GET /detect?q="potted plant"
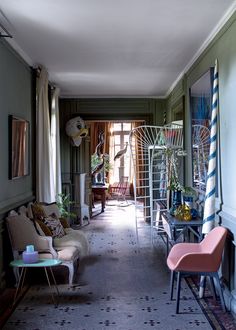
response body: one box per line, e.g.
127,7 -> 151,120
56,193 -> 77,221
165,147 -> 184,215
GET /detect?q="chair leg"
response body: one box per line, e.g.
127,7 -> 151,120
176,272 -> 181,314
213,273 -> 226,312
170,271 -> 175,300
199,275 -> 206,298
208,276 -> 216,301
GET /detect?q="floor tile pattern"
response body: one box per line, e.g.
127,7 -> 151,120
3,203 -> 235,329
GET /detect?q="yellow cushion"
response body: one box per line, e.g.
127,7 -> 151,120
59,217 -> 70,228
35,219 -> 53,236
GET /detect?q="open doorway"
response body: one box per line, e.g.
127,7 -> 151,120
88,120 -> 144,199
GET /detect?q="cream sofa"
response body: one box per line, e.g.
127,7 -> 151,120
7,203 -> 90,285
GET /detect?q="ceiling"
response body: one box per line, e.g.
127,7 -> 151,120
0,0 -> 235,98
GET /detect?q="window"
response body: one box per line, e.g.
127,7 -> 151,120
110,122 -> 132,183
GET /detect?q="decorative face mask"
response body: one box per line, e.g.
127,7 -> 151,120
65,116 -> 88,147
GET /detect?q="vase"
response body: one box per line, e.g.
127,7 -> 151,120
182,195 -> 194,209
170,190 -> 182,216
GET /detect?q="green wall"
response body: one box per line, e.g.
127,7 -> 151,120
59,97 -> 166,176
0,40 -> 35,288
60,98 -> 165,123
168,12 -> 236,210
167,12 -> 236,313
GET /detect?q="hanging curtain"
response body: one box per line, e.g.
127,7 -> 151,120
131,121 -> 145,196
51,87 -> 62,197
108,123 -> 115,184
36,67 -> 55,203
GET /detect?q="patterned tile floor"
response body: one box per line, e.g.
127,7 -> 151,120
3,202 -> 236,329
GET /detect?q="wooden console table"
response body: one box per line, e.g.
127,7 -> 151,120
92,185 -> 108,212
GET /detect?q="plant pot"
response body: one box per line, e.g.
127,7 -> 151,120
182,195 -> 194,209
170,190 -> 182,216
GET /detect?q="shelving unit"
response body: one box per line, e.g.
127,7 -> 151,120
150,124 -> 183,243
129,126 -> 162,240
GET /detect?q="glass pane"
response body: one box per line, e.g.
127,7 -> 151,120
123,123 -> 131,131
114,135 -> 120,144
124,134 -> 129,143
113,123 -> 121,131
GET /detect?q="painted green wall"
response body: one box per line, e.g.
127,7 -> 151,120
0,40 -> 35,288
0,41 -> 35,211
168,12 -> 236,213
60,98 -> 165,124
59,98 -> 166,176
167,12 -> 236,312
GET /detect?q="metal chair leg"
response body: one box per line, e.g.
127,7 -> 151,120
170,271 -> 175,300
208,276 -> 216,301
213,272 -> 226,312
176,272 -> 181,314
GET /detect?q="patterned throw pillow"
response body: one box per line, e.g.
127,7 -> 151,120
43,216 -> 65,238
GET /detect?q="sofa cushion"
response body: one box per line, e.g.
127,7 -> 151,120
36,219 -> 53,236
31,203 -> 47,220
40,203 -> 70,228
41,203 -> 61,218
57,246 -> 79,261
44,216 -> 65,238
55,229 -> 89,257
58,217 -> 70,228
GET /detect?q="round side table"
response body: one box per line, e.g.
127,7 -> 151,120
10,258 -> 62,307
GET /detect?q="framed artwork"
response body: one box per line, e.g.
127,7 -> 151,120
9,115 -> 30,179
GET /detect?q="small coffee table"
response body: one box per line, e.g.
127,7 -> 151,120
10,258 -> 62,307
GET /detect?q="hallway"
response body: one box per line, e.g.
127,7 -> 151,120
3,203 -> 236,329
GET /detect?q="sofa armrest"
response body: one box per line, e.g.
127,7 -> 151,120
34,236 -> 58,258
6,214 -> 58,259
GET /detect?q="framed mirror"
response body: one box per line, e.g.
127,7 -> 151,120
190,68 -> 213,192
9,115 -> 30,179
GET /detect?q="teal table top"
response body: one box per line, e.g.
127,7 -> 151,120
10,258 -> 62,268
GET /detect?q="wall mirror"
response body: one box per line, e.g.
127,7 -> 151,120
9,115 -> 30,179
190,68 -> 213,192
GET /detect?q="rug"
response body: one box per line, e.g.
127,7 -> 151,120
3,204 -> 236,329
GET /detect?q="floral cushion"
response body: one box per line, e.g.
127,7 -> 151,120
43,216 -> 65,238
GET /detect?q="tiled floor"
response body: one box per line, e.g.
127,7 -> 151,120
3,201 -> 236,329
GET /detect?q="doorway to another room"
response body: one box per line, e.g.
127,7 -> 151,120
89,120 -> 144,207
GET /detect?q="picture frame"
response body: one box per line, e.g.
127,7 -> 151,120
9,115 -> 30,179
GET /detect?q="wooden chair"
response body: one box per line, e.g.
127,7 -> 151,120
108,176 -> 129,205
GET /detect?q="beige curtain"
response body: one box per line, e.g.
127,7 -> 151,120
51,87 -> 62,196
12,121 -> 27,177
36,67 -> 55,203
90,122 -> 111,155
